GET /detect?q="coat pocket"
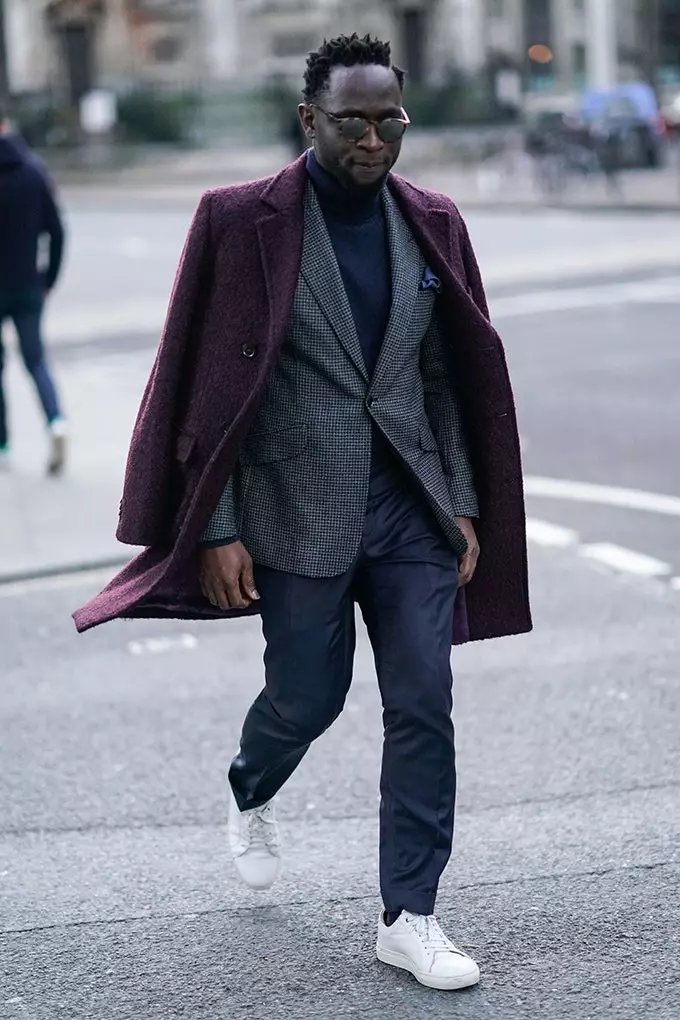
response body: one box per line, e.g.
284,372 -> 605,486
239,424 -> 309,466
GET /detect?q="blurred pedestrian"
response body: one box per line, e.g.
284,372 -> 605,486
0,106 -> 67,474
75,33 -> 531,990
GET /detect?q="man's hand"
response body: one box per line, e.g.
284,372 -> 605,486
199,542 -> 260,610
455,517 -> 480,587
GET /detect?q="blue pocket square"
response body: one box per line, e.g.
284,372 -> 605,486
421,267 -> 441,292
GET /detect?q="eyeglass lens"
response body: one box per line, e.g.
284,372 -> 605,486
339,118 -> 407,142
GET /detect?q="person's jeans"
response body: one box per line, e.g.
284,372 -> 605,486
0,287 -> 62,449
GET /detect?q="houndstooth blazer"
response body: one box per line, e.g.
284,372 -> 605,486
201,182 -> 478,575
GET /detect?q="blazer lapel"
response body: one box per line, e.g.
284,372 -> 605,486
300,186 -> 368,382
369,189 -> 424,396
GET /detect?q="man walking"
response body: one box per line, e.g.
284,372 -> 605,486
0,107 -> 67,474
74,34 -> 531,991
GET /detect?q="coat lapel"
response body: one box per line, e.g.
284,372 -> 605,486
300,186 -> 368,382
387,174 -> 472,314
368,189 -> 424,397
254,157 -> 307,366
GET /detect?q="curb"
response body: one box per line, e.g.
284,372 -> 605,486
58,178 -> 680,216
0,555 -> 130,588
453,199 -> 680,215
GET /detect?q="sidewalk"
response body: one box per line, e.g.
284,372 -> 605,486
54,140 -> 680,213
0,350 -> 148,580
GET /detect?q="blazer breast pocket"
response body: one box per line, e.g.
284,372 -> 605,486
412,286 -> 437,336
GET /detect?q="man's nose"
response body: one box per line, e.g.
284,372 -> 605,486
357,124 -> 384,152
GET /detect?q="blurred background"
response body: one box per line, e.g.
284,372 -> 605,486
1,0 -> 680,166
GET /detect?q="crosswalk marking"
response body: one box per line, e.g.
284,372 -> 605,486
525,519 -> 578,548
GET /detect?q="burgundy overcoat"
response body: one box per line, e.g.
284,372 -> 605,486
73,156 -> 531,643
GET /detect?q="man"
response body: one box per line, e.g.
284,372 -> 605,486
0,107 -> 67,474
74,34 -> 531,991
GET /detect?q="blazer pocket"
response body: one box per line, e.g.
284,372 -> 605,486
239,424 -> 309,466
419,424 -> 440,452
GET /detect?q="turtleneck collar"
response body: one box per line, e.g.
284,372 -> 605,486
306,149 -> 384,224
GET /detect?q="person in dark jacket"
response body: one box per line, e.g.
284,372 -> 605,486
0,108 -> 67,474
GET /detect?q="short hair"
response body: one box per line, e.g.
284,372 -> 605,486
303,33 -> 405,104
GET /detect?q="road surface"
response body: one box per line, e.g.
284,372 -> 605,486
1,192 -> 679,1019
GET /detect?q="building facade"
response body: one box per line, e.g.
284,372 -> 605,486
3,0 -> 674,103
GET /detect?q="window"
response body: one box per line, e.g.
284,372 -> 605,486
572,41 -> 586,86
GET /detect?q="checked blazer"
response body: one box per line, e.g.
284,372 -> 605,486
201,182 -> 478,576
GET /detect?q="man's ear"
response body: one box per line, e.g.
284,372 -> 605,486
298,104 -> 315,140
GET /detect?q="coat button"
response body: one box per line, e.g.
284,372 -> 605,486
241,343 -> 256,359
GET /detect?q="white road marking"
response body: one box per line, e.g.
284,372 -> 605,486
579,543 -> 671,578
524,518 -> 680,586
483,242 -> 680,288
525,518 -> 578,548
493,276 -> 680,320
525,476 -> 680,518
128,634 -> 197,656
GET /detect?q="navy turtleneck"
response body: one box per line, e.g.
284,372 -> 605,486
306,150 -> 391,379
307,149 -> 411,496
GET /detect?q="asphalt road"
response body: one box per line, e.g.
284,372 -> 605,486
45,199 -> 680,345
43,263 -> 680,583
502,290 -> 680,578
1,544 -> 679,1020
1,199 -> 680,1018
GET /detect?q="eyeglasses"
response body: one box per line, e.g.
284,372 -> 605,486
312,105 -> 410,143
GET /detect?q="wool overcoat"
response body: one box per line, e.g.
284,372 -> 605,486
73,155 -> 531,643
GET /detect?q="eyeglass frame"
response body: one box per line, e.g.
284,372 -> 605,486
309,104 -> 411,142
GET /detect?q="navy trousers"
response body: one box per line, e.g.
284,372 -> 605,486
0,288 -> 62,449
230,468 -> 460,916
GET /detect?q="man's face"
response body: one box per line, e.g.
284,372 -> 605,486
300,64 -> 406,192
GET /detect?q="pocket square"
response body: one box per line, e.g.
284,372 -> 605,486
420,267 -> 441,292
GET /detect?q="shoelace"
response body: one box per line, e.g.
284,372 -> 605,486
408,914 -> 461,955
245,804 -> 280,851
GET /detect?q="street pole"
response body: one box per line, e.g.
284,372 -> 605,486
585,0 -> 618,89
0,0 -> 11,113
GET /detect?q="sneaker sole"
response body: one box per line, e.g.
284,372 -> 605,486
47,435 -> 67,476
376,946 -> 480,991
231,855 -> 281,891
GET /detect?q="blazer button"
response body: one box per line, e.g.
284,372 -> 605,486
241,343 -> 256,359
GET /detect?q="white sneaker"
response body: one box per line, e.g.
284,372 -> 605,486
47,418 -> 68,476
377,911 -> 480,990
228,787 -> 281,890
